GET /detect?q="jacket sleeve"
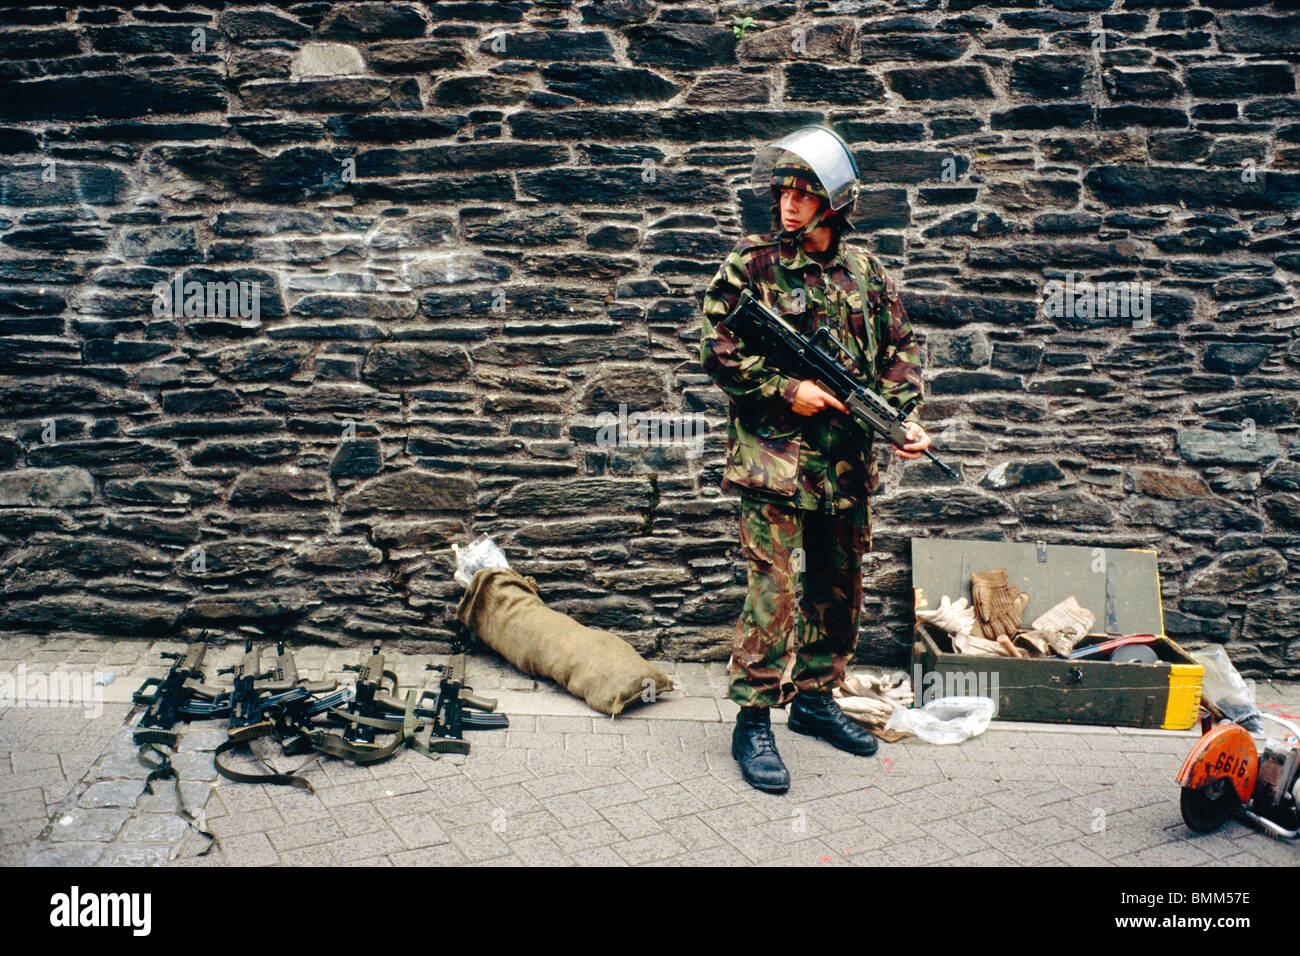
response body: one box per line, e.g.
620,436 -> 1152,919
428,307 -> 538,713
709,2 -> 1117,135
699,246 -> 801,406
875,262 -> 924,424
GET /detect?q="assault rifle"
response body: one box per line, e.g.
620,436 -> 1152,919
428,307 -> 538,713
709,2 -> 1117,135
323,642 -> 509,758
218,639 -> 274,731
260,641 -> 338,696
423,651 -> 509,739
723,287 -> 960,479
132,633 -> 216,745
337,642 -> 398,745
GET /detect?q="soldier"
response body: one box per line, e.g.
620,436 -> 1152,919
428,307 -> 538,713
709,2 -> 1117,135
699,125 -> 932,793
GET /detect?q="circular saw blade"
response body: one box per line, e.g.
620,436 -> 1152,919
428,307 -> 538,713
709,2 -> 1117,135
1110,644 -> 1158,664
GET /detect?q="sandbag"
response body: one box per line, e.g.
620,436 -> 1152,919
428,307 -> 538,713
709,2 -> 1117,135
456,567 -> 673,716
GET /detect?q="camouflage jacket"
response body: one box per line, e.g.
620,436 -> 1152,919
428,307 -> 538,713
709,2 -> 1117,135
699,231 -> 924,509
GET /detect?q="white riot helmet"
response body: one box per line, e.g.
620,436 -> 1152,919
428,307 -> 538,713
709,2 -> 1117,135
751,124 -> 861,239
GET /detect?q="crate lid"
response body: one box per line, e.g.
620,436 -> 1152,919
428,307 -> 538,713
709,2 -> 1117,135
909,538 -> 1165,638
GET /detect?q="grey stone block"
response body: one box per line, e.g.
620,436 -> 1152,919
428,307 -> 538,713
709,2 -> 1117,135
80,779 -> 146,809
97,843 -> 173,866
26,841 -> 105,866
48,807 -> 130,843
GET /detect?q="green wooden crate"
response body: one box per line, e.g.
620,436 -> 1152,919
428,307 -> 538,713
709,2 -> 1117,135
908,538 -> 1203,730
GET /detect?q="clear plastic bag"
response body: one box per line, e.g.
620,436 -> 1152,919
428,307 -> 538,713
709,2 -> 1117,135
1192,646 -> 1263,731
452,534 -> 510,587
883,696 -> 996,745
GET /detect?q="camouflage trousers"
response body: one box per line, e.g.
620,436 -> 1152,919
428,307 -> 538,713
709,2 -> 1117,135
728,494 -> 870,708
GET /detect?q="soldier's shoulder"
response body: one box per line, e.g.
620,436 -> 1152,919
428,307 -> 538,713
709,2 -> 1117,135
842,243 -> 888,280
733,232 -> 781,258
844,243 -> 903,298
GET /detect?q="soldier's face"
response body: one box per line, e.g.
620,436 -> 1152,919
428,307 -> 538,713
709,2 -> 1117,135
778,187 -> 822,231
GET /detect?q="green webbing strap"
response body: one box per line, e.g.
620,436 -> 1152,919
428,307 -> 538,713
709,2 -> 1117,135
325,706 -> 405,733
845,248 -> 886,376
134,730 -> 219,853
214,724 -> 314,790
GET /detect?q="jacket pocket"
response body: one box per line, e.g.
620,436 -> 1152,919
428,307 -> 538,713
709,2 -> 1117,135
723,417 -> 802,497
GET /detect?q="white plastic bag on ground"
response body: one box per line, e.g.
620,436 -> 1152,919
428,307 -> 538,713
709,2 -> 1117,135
453,534 -> 510,587
1191,646 -> 1263,730
883,696 -> 996,745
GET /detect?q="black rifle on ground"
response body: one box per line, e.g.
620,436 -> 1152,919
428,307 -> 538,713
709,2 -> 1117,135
260,641 -> 339,696
131,634 -> 223,850
422,651 -> 509,740
723,287 -> 960,479
132,633 -> 219,745
218,639 -> 274,733
336,642 -> 398,745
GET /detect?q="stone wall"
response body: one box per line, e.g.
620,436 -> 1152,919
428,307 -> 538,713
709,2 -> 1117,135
0,2 -> 1297,676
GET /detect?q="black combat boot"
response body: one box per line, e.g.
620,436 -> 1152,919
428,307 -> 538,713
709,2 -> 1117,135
788,690 -> 879,756
731,706 -> 790,793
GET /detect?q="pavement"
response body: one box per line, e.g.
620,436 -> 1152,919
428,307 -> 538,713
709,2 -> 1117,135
2,636 -> 1298,867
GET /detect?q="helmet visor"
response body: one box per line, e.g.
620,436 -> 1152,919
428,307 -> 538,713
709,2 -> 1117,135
751,125 -> 859,211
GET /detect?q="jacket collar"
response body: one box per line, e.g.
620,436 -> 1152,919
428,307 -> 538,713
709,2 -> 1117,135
777,230 -> 847,275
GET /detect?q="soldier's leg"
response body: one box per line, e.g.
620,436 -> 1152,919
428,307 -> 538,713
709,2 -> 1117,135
792,501 -> 868,693
786,501 -> 878,757
728,496 -> 805,708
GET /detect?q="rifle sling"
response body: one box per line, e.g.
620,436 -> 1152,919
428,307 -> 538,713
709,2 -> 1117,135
215,738 -> 314,790
134,732 -> 219,853
845,249 -> 885,375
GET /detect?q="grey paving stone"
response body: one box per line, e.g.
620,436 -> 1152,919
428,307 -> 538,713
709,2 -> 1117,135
550,820 -> 624,854
218,832 -> 280,866
12,751 -> 61,773
447,822 -> 513,863
390,843 -> 471,866
119,813 -> 191,843
328,801 -> 390,838
388,812 -> 451,850
0,786 -> 50,820
209,808 -> 284,840
91,752 -> 152,781
494,809 -> 564,840
97,843 -> 173,866
581,781 -> 645,810
1117,840 -> 1215,867
673,843 -> 752,866
26,841 -> 105,866
48,807 -> 130,843
568,844 -> 629,867
266,816 -> 346,852
136,781 -> 211,815
372,791 -> 441,821
615,831 -> 686,865
333,827 -> 406,863
279,843 -> 339,866
80,778 -> 146,809
177,725 -> 231,752
884,836 -> 963,866
508,834 -> 572,866
661,815 -> 726,853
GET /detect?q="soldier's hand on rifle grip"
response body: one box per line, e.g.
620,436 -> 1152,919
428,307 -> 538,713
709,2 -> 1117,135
790,380 -> 849,417
893,421 -> 932,459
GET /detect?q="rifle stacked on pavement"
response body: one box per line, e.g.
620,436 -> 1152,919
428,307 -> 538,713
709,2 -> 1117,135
130,635 -> 507,799
309,640 -> 508,762
131,632 -> 223,851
